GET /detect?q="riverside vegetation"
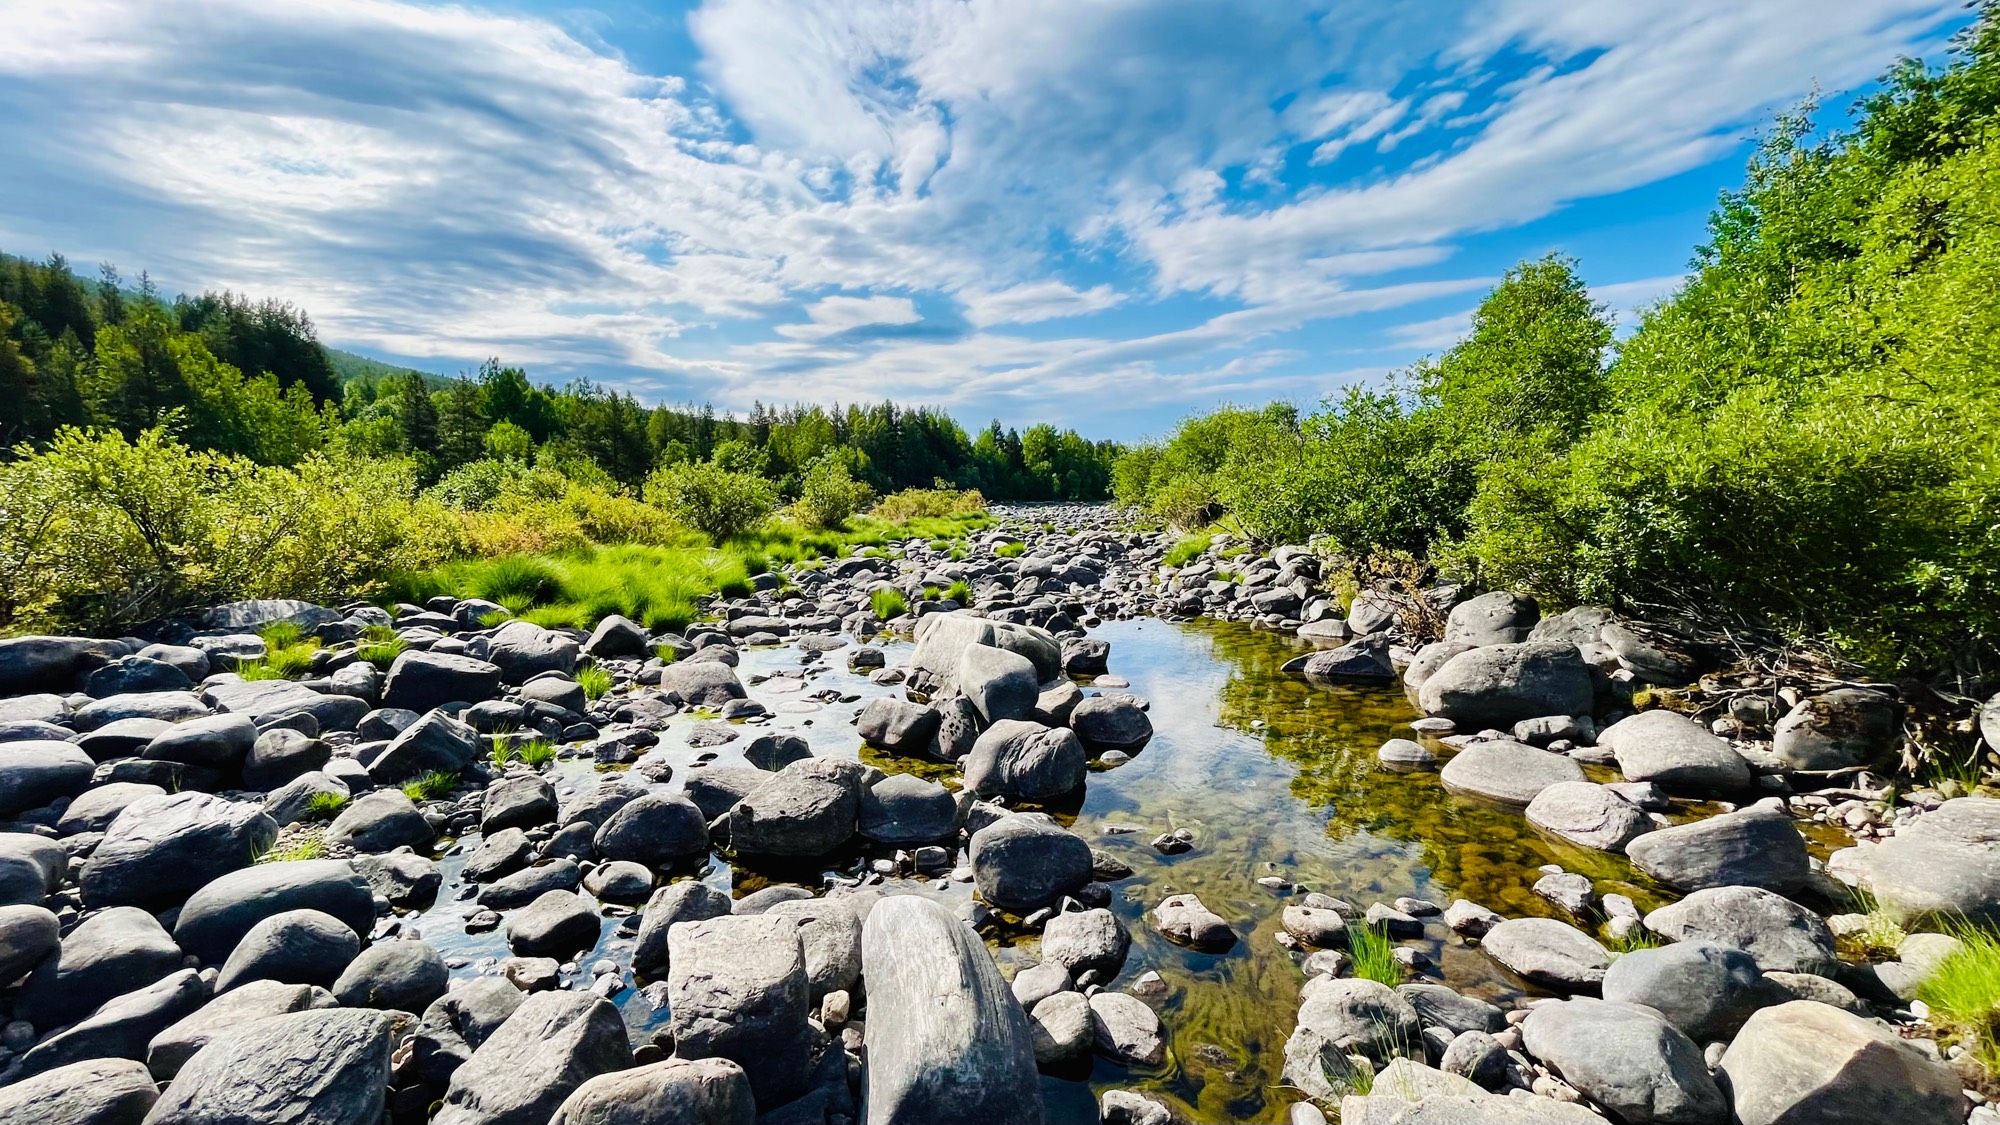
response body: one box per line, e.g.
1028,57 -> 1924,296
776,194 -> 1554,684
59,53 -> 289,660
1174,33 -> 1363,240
11,12 -> 2000,1125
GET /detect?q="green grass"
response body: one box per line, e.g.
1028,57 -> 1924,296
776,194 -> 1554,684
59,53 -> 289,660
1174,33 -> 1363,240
1163,532 -> 1214,567
872,587 -> 908,619
1919,923 -> 2000,1071
1607,928 -> 1664,954
241,623 -> 320,680
654,643 -> 681,663
401,770 -> 458,802
489,740 -> 518,770
518,738 -> 557,768
575,663 -> 613,701
255,830 -> 326,864
994,541 -> 1026,558
357,625 -> 407,672
1346,921 -> 1402,986
304,792 -> 348,821
944,579 -> 972,604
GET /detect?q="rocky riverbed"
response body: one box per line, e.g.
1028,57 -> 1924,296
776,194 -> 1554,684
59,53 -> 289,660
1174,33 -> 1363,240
0,502 -> 1996,1124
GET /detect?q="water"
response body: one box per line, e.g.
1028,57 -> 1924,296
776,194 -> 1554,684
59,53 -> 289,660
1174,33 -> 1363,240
413,616 -> 1748,1123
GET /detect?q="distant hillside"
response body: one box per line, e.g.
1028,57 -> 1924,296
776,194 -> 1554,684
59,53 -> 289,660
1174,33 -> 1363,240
325,346 -> 451,391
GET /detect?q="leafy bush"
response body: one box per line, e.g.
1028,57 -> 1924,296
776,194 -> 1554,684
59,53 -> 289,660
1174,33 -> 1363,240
644,460 -> 779,541
869,485 -> 987,523
792,454 -> 876,531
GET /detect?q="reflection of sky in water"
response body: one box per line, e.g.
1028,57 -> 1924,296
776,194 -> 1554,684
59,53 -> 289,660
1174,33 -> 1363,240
410,616 -> 1691,1123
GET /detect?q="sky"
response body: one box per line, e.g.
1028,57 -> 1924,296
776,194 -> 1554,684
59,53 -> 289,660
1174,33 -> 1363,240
0,0 -> 1971,440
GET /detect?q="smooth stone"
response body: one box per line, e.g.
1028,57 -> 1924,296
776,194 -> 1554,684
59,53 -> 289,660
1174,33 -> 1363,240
1439,739 -> 1585,806
1718,1000 -> 1961,1125
143,1008 -> 394,1125
549,1057 -> 757,1125
1520,997 -> 1725,1125
1598,710 -> 1751,791
1525,781 -> 1651,852
433,991 -> 633,1125
0,1057 -> 160,1125
1479,917 -> 1610,992
1641,886 -> 1838,975
1624,808 -> 1808,894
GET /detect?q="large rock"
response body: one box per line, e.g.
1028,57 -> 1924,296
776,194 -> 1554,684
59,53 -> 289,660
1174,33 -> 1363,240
1624,808 -> 1807,894
550,1058 -> 756,1125
1771,688 -> 1901,771
1444,591 -> 1538,646
332,938 -> 449,1012
242,728 -> 330,790
767,896 -> 864,1002
1717,1001 -> 1961,1125
857,772 -> 959,845
1480,917 -> 1610,992
367,709 -> 481,784
970,813 -> 1094,914
1296,639 -> 1398,684
912,613 -> 1061,690
1844,796 -> 2000,925
963,719 -> 1088,801
1153,893 -> 1236,950
146,979 -> 337,1080
173,859 -> 374,963
19,967 -> 209,1077
0,833 -> 64,906
506,890 -> 602,958
1641,886 -> 1838,975
725,758 -> 861,857
0,739 -> 94,815
382,649 -> 503,713
84,656 -> 192,698
143,1008 -> 394,1125
855,697 -> 942,757
483,773 -> 558,832
1601,942 -> 1772,1041
1089,991 -> 1166,1068
486,619 -> 580,683
957,642 -> 1039,724
583,614 -> 649,659
1520,998 -> 1725,1125
1339,1093 -> 1610,1123
202,678 -> 367,732
434,992 -> 631,1125
658,662 -> 747,709
1525,782 -> 1651,853
80,792 -> 277,908
861,894 -> 1044,1125
1040,907 -> 1129,980
1417,641 -> 1594,727
1439,739 -> 1584,806
327,789 -> 435,853
215,908 -> 360,992
14,906 -> 183,1027
408,977 -> 525,1088
632,880 -> 732,979
594,792 -> 710,868
1598,710 -> 1751,791
74,691 -> 208,731
1070,694 -> 1153,750
142,713 -> 257,771
666,913 -> 813,1108
0,902 -> 59,984
1282,976 -> 1422,1103
0,635 -> 125,694
0,1057 -> 159,1125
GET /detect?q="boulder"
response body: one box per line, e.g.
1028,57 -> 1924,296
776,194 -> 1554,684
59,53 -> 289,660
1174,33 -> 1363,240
75,691 -> 208,731
725,758 -> 860,857
1070,694 -> 1153,750
506,890 -> 602,958
743,732 -> 811,771
1845,796 -> 2000,925
1396,983 -> 1505,1036
78,716 -> 174,761
19,968 -> 208,1077
1520,998 -> 1725,1125
1444,591 -> 1538,646
1030,991 -> 1094,1064
632,880 -> 732,979
1040,907 -> 1130,980
264,771 -> 350,826
1601,942 -> 1772,1041
1641,886 -> 1838,975
1525,782 -> 1651,852
408,977 -> 524,1087
433,991 -> 632,1125
1480,917 -> 1610,992
0,739 -> 94,816
682,768 -> 766,822
658,662 -> 747,709
594,793 -> 710,868
215,908 -> 360,992
84,656 -> 192,698
1598,710 -> 1751,791
1282,976 -> 1422,1103
241,728 -> 330,790
0,1057 -> 159,1125
666,913 -> 813,1108
1718,1001 -> 1961,1125
0,635 -> 125,694
0,902 -> 59,984
583,614 -> 649,659
957,642 -> 1039,724
963,719 -> 1088,801
912,613 -> 1061,689
56,781 -> 166,835
382,649 -> 503,714
1439,739 -> 1585,806
143,1008 -> 394,1125
483,773 -> 558,832
202,679 -> 367,732
142,713 -> 257,771
0,832 -> 65,906
1296,640 -> 1398,684
550,1058 -> 757,1125
1601,621 -> 1705,684
1771,688 -> 1901,771
860,894 -> 1044,1125
1417,641 -> 1594,727
146,978 -> 337,1080
14,906 -> 183,1027
80,792 -> 277,908
173,859 -> 374,963
487,620 -> 580,683
857,772 -> 959,845
1624,808 -> 1807,894
1152,893 -> 1236,950
855,697 -> 942,757
327,789 -> 436,853
767,896 -> 865,1001
970,813 -> 1094,914
367,709 -> 481,784
332,937 -> 449,1011
1089,991 -> 1166,1068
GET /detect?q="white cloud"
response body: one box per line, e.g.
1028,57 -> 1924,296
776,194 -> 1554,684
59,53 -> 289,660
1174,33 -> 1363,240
775,294 -> 922,339
1385,309 -> 1474,351
960,281 -> 1125,327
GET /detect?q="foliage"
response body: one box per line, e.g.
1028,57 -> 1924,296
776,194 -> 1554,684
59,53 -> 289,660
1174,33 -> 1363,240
575,662 -> 613,701
994,541 -> 1027,558
255,624 -> 320,679
871,587 -> 908,619
644,460 -> 780,541
1919,922 -> 2000,1071
868,484 -> 988,523
518,738 -> 558,768
358,626 -> 407,672
401,770 -> 458,803
1345,921 -> 1402,986
304,792 -> 349,821
489,739 -> 518,770
1164,532 -> 1214,568
255,829 -> 327,864
791,453 -> 877,530
944,579 -> 973,604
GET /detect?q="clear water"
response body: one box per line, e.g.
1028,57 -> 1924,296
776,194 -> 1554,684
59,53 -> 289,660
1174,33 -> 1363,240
415,616 -> 1708,1123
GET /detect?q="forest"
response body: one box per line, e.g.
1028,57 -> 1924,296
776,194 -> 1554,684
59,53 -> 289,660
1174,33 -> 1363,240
1116,15 -> 2000,677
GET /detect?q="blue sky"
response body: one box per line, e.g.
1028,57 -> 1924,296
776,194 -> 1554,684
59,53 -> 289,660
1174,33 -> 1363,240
0,0 -> 1969,440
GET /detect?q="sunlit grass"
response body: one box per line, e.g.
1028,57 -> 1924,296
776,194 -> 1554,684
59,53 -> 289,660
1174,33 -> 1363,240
871,588 -> 908,619
1346,921 -> 1401,986
995,541 -> 1026,558
1164,532 -> 1215,567
945,579 -> 973,603
1920,922 -> 2000,1072
242,622 -> 320,680
519,738 -> 558,768
489,740 -> 518,770
357,624 -> 407,671
401,769 -> 458,802
575,663 -> 613,701
255,829 -> 327,864
304,792 -> 348,821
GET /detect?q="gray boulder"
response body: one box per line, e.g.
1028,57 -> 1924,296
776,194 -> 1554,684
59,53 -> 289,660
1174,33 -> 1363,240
264,771 -> 351,827
583,614 -> 649,659
856,697 -> 942,757
1282,976 -> 1422,1104
80,792 -> 277,909
1642,885 -> 1838,975
142,713 -> 257,771
327,789 -> 435,853
173,859 -> 374,963
0,739 -> 94,815
215,908 -> 360,992
15,906 -> 183,1027
1598,710 -> 1751,791
242,728 -> 330,790
550,1058 -> 757,1125
659,662 -> 746,709
1444,591 -> 1538,646
57,781 -> 166,835
202,679 -> 366,732
1625,808 -> 1807,894
367,709 -> 481,784
1153,893 -> 1235,950
483,773 -> 558,832
858,772 -> 959,845
0,832 -> 64,906
957,642 -> 1039,724
1396,983 -> 1505,1036
147,979 -> 337,1080
1521,997 -> 1725,1125
1439,739 -> 1584,806
1296,639 -> 1397,684
1040,907 -> 1129,980
1480,917 -> 1610,992
970,813 -> 1094,914
382,649 -> 503,713
743,732 -> 811,771
1070,694 -> 1153,750
0,635 -> 126,693
333,937 -> 449,1012
0,902 -> 59,984
143,1008 -> 394,1125
1601,941 -> 1772,1041
767,896 -> 864,1002
1601,621 -> 1705,684
1844,796 -> 2000,925
1525,781 -> 1651,852
0,1057 -> 159,1125
632,880 -> 732,979
1089,991 -> 1166,1067
1417,641 -> 1594,727
666,913 -> 813,1108
487,620 -> 580,683
725,758 -> 860,857
477,859 -> 582,909
861,894 -> 1044,1125
19,968 -> 209,1078
433,992 -> 631,1125
409,977 -> 525,1087
912,612 -> 1061,689
84,657 -> 191,698
1718,1000 -> 1961,1125
506,890 -> 602,958
1771,688 -> 1901,771
963,718 -> 1088,801
1030,991 -> 1094,1064
594,793 -> 710,868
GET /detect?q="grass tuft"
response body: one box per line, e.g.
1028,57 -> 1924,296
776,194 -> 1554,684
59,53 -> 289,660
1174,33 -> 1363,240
1346,921 -> 1402,986
1606,928 -> 1664,954
519,738 -> 558,768
401,769 -> 458,803
256,829 -> 327,864
944,579 -> 973,604
994,541 -> 1026,558
1164,532 -> 1215,567
871,587 -> 908,619
304,792 -> 348,821
490,740 -> 518,770
575,662 -> 613,701
1920,922 -> 2000,1072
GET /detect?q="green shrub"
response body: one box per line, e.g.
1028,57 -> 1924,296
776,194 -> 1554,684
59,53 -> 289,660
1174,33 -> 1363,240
870,486 -> 987,523
644,461 -> 779,541
792,454 -> 876,531
871,588 -> 908,619
575,663 -> 613,701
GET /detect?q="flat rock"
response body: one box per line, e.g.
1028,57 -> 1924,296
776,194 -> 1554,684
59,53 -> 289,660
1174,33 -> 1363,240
0,1057 -> 160,1125
1480,917 -> 1610,992
1718,1000 -> 1960,1125
434,991 -> 632,1125
1525,782 -> 1651,852
1641,886 -> 1837,975
1439,740 -> 1584,806
1624,808 -> 1807,894
144,1008 -> 394,1125
80,791 -> 277,909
